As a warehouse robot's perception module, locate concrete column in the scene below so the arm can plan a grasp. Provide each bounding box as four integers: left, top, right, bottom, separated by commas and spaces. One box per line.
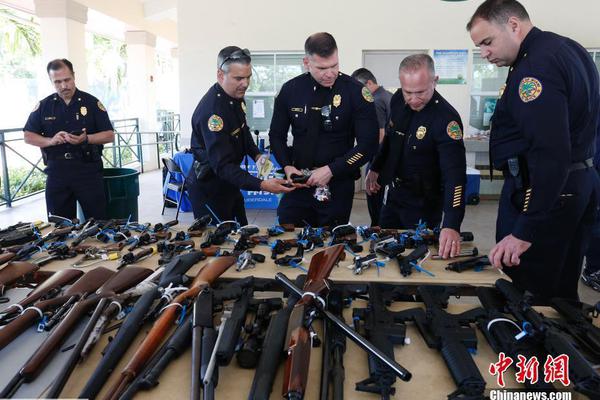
125, 30, 159, 171
34, 0, 88, 94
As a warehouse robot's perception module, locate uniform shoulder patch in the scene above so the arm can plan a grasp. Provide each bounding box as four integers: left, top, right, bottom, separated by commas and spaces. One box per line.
97, 101, 107, 112
31, 102, 40, 113
446, 121, 463, 140
518, 77, 543, 103
208, 114, 224, 132
361, 87, 374, 103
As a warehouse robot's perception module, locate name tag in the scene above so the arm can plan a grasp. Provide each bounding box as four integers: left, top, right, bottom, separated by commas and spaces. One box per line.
44, 116, 56, 121
291, 107, 303, 112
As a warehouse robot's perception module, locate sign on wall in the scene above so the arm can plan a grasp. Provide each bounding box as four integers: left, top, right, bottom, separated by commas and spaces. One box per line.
433, 49, 469, 84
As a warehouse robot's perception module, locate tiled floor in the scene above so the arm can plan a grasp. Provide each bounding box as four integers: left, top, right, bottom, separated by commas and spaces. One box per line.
1, 169, 598, 303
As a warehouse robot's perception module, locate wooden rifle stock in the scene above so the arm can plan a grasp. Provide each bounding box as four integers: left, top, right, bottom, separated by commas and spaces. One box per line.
0, 252, 16, 266
103, 256, 236, 400
0, 261, 39, 289
0, 268, 83, 318
282, 245, 345, 400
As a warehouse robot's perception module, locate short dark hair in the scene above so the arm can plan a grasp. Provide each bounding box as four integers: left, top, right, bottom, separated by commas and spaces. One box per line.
351, 68, 377, 85
304, 32, 337, 58
46, 58, 74, 74
217, 46, 251, 73
466, 0, 530, 31
399, 54, 435, 77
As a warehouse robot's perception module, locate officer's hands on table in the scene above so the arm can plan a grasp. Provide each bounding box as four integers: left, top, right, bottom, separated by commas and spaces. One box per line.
489, 234, 532, 269
365, 170, 381, 195
437, 228, 461, 259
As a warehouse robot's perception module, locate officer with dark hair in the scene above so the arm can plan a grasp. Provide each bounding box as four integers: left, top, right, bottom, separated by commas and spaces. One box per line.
366, 54, 466, 259
351, 67, 392, 226
269, 32, 378, 227
24, 58, 114, 220
187, 46, 292, 225
468, 0, 600, 300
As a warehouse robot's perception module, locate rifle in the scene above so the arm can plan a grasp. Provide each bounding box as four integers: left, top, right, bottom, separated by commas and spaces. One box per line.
248, 275, 306, 400
79, 251, 208, 399
414, 285, 487, 399
281, 244, 346, 399
0, 261, 39, 295
11, 225, 75, 261
237, 297, 283, 369
0, 268, 83, 323
0, 267, 116, 350
476, 286, 555, 391
275, 272, 412, 400
0, 222, 39, 248
496, 278, 600, 398
45, 267, 154, 398
352, 283, 414, 399
320, 283, 368, 400
101, 256, 236, 400
0, 266, 151, 398
551, 297, 600, 363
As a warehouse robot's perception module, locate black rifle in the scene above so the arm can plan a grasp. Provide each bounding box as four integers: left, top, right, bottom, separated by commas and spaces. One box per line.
320, 283, 368, 400
79, 251, 206, 399
248, 275, 306, 400
496, 278, 600, 398
551, 297, 600, 363
237, 298, 283, 369
414, 285, 487, 399
352, 283, 414, 399
476, 286, 555, 392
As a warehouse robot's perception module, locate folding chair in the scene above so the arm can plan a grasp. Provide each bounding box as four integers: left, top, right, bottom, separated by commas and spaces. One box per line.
161, 157, 188, 220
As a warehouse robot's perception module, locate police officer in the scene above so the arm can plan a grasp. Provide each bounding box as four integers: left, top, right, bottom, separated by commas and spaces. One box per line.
351, 67, 393, 226
269, 32, 378, 227
468, 0, 600, 301
187, 46, 292, 225
366, 54, 466, 259
24, 59, 114, 220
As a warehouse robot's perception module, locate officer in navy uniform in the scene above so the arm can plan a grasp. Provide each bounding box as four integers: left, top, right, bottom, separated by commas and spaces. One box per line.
269, 32, 378, 227
24, 59, 114, 220
366, 54, 466, 259
468, 0, 600, 301
187, 46, 292, 225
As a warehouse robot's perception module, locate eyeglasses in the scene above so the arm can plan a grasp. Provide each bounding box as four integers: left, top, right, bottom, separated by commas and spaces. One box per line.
219, 48, 251, 70
321, 105, 332, 132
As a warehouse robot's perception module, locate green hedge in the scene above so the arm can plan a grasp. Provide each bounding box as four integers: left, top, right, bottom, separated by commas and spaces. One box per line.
0, 165, 45, 202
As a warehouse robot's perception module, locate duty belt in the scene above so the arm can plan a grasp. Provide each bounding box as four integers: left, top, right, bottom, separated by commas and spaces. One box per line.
47, 152, 83, 161
569, 158, 593, 172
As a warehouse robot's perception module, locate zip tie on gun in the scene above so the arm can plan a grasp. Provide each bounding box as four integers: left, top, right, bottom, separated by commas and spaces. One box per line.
301, 291, 326, 309
7, 303, 24, 314
22, 306, 44, 318
486, 318, 527, 340
160, 283, 188, 303
158, 302, 183, 316
108, 301, 123, 316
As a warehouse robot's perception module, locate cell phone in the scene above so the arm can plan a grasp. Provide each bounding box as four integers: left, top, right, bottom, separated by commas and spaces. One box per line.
70, 130, 84, 136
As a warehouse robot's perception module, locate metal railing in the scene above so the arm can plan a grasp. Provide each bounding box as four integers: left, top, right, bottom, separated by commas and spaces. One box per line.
0, 115, 181, 208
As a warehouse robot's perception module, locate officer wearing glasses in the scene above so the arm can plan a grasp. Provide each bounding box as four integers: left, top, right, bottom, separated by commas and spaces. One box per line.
366, 54, 466, 259
187, 46, 292, 225
269, 32, 378, 227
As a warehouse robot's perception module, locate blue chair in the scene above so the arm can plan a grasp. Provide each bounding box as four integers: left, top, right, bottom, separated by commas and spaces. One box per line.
161, 157, 188, 220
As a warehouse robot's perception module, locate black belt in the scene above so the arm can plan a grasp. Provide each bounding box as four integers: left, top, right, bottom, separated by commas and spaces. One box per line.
47, 152, 83, 161
569, 158, 593, 172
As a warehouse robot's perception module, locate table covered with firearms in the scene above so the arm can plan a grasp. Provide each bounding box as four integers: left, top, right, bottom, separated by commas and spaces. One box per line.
0, 217, 598, 400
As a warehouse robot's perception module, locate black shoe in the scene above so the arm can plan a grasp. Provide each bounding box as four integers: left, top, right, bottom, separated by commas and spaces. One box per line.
581, 269, 600, 292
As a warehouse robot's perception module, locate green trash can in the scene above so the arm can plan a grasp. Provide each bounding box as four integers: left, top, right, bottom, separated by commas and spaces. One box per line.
103, 168, 140, 221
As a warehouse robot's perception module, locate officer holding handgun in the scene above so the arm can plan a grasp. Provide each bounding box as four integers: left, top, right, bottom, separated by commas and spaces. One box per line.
24, 58, 114, 220
269, 32, 379, 227
187, 46, 292, 225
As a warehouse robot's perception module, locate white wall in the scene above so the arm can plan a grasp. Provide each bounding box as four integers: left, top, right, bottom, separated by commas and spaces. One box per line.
178, 0, 600, 142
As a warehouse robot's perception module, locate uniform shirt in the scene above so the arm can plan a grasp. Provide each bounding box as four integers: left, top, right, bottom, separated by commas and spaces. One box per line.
269, 72, 378, 177
372, 85, 393, 130
190, 83, 262, 191
490, 27, 600, 242
24, 88, 113, 157
371, 90, 466, 230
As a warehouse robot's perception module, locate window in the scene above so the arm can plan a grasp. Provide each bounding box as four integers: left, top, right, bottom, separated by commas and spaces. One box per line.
363, 50, 427, 91
588, 49, 600, 75
245, 52, 305, 132
468, 51, 508, 136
